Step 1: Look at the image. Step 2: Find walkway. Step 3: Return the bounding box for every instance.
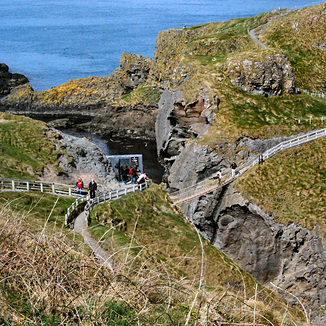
[248,28,268,49]
[74,211,114,271]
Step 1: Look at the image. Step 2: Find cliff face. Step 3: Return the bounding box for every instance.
[178,183,326,314]
[227,53,296,97]
[156,88,326,316]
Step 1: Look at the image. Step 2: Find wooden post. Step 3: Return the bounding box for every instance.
[40,183,44,193]
[69,187,72,196]
[52,184,55,194]
[26,182,30,191]
[12,180,15,191]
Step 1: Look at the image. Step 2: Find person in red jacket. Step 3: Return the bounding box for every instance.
[130,166,137,184]
[76,177,84,196]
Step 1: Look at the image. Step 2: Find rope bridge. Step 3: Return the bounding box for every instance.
[171,127,326,205]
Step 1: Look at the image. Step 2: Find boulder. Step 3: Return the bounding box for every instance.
[0,63,29,96]
[227,53,296,97]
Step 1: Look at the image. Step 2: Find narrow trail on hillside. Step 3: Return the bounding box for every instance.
[248,9,294,50]
[74,211,114,271]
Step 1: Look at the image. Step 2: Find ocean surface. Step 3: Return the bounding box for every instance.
[1,0,324,92]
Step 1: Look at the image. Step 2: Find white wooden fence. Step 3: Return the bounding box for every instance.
[66,182,149,226]
[0,177,148,227]
[170,127,326,203]
[0,178,80,197]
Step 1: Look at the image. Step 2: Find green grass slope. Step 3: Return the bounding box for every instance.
[262,3,326,91]
[86,183,304,325]
[0,112,72,180]
[147,4,326,146]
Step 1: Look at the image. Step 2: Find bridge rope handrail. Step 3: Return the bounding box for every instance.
[171,127,326,204]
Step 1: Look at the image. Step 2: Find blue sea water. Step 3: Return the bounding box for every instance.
[1,0,324,91]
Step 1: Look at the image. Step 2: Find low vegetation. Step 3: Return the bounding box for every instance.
[262,3,326,91]
[0,185,305,325]
[86,183,304,325]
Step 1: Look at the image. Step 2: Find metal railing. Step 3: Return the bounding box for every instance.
[84,182,148,217]
[171,127,326,204]
[0,177,149,227]
[297,88,325,99]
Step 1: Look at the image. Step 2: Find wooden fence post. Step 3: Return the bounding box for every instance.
[12,180,15,191]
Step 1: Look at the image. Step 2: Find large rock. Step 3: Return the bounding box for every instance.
[0,63,29,96]
[44,129,118,190]
[227,53,296,97]
[156,88,218,184]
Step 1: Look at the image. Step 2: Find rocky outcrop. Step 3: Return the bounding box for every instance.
[227,53,296,97]
[178,183,326,315]
[157,87,326,316]
[156,88,218,184]
[45,129,118,190]
[0,63,29,96]
[0,54,157,139]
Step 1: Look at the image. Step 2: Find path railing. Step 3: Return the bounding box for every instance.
[171,127,326,204]
[0,177,149,227]
[66,182,149,227]
[0,178,80,197]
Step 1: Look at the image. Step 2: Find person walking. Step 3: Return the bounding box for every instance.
[76,177,84,196]
[230,162,237,178]
[217,170,222,185]
[88,178,97,199]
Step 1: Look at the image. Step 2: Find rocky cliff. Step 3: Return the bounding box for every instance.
[0,63,29,96]
[178,182,326,315]
[156,84,326,317]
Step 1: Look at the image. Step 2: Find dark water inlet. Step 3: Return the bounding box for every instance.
[61,129,164,184]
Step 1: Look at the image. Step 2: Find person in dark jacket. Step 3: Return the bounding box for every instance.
[230,162,237,177]
[121,165,129,184]
[88,178,97,199]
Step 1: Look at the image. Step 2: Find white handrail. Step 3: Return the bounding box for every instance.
[66,182,149,226]
[0,178,78,197]
[171,127,326,203]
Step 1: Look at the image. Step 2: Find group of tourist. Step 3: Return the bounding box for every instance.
[75,166,149,199]
[75,177,97,198]
[120,164,149,185]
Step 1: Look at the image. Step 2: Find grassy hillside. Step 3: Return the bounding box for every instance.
[0,112,72,180]
[262,3,326,91]
[147,5,326,146]
[86,183,304,325]
[236,136,326,245]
